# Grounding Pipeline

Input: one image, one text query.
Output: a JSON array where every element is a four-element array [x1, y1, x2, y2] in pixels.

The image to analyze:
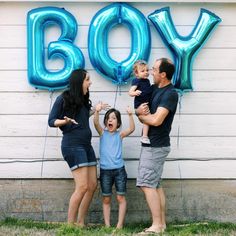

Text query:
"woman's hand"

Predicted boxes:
[[64, 116, 78, 125]]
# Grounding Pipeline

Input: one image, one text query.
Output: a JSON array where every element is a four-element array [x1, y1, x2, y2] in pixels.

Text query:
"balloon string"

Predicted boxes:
[[113, 84, 121, 108], [40, 91, 54, 221], [178, 162, 183, 197], [177, 93, 183, 197], [177, 93, 183, 148]]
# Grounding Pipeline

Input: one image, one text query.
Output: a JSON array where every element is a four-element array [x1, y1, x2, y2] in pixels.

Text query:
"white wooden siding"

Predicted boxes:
[[0, 2, 236, 179]]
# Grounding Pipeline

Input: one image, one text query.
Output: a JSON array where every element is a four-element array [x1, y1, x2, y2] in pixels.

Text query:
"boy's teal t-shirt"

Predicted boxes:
[[99, 130, 124, 170]]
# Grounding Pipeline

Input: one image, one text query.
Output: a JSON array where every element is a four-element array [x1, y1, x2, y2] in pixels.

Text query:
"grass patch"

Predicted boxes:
[[0, 217, 61, 230], [0, 218, 236, 235]]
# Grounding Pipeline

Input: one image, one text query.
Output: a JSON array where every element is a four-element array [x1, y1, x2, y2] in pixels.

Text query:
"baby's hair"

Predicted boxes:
[[103, 108, 122, 129], [133, 60, 148, 75]]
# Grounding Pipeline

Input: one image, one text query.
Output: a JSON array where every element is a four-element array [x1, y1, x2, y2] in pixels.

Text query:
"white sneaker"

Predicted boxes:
[[140, 136, 150, 144]]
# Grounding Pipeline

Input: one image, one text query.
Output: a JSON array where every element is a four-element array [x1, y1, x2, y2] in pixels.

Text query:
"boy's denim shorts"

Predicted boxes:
[[100, 166, 127, 196], [61, 145, 97, 171]]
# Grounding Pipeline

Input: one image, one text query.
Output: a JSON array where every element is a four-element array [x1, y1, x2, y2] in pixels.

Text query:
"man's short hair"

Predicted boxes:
[[158, 58, 175, 80]]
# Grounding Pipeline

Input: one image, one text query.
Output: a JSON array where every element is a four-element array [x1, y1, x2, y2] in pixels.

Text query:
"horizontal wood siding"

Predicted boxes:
[[0, 2, 236, 179]]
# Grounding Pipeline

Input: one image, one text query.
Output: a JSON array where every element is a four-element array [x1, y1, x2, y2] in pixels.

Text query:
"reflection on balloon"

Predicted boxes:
[[27, 7, 85, 91], [88, 3, 151, 85], [148, 7, 221, 92]]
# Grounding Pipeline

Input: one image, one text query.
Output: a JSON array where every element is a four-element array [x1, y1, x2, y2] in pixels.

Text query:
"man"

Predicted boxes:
[[136, 58, 178, 234]]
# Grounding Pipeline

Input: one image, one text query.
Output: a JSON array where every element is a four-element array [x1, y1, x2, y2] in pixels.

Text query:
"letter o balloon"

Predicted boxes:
[[88, 3, 151, 85]]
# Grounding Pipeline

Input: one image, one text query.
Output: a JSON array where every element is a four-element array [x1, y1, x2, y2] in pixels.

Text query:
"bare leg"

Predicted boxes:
[[141, 186, 162, 232], [67, 167, 89, 224], [77, 166, 97, 226], [142, 124, 149, 138], [103, 196, 111, 227], [116, 195, 127, 229], [157, 187, 166, 230]]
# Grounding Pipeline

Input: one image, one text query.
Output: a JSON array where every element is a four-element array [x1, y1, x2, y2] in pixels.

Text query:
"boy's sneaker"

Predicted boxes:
[[140, 136, 150, 144]]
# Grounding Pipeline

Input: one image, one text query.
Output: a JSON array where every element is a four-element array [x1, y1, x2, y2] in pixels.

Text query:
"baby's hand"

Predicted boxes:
[[126, 106, 133, 116], [135, 90, 142, 96]]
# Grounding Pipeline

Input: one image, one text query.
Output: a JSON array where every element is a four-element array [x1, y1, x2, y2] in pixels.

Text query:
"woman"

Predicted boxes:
[[48, 69, 106, 225]]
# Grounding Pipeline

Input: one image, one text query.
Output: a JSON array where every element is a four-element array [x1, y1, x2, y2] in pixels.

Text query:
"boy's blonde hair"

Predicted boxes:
[[133, 60, 148, 75]]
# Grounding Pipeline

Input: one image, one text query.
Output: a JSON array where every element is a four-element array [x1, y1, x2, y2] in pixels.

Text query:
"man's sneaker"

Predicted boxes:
[[140, 136, 150, 144]]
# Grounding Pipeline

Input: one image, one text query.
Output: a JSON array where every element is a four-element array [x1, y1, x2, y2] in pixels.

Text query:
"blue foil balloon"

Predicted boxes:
[[88, 3, 151, 85], [148, 7, 221, 92], [27, 7, 85, 91]]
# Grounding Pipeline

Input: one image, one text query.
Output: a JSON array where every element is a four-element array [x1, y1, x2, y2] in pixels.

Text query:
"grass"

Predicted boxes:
[[0, 218, 236, 235]]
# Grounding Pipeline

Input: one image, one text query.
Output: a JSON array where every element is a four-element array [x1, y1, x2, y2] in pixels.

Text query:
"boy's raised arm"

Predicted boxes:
[[120, 106, 135, 139], [93, 102, 104, 136]]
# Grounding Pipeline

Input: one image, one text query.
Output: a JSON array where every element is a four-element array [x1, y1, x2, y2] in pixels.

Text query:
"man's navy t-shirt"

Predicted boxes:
[[148, 84, 178, 147]]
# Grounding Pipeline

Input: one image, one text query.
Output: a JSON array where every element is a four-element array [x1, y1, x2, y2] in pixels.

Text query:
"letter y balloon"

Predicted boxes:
[[148, 7, 221, 93]]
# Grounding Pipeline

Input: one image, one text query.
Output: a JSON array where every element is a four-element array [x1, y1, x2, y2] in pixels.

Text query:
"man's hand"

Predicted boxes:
[[135, 102, 150, 116]]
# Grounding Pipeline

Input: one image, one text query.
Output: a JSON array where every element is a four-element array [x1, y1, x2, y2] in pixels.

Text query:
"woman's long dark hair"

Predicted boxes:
[[62, 69, 92, 118]]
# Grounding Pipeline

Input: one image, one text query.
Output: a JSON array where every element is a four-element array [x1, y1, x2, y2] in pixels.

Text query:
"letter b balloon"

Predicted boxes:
[[27, 7, 85, 91]]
